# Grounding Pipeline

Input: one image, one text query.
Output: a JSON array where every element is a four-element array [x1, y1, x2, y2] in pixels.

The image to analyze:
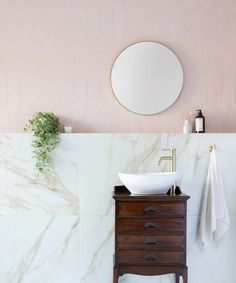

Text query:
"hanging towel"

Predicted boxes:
[[198, 149, 230, 248]]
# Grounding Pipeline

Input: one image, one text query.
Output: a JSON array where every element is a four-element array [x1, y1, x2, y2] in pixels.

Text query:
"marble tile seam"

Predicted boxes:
[[0, 213, 234, 217], [0, 213, 80, 217]]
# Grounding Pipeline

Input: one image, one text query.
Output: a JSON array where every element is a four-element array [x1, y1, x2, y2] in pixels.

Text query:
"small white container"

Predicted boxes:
[[63, 126, 73, 133], [183, 120, 192, 134]]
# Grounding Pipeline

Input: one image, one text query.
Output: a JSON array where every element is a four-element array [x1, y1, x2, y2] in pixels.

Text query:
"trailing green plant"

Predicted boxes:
[[24, 112, 60, 177]]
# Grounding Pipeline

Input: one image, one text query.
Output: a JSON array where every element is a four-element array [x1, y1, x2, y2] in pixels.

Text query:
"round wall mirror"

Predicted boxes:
[[111, 41, 184, 115]]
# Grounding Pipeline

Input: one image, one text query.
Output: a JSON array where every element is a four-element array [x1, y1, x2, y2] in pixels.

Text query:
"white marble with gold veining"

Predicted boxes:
[[0, 134, 79, 215], [0, 133, 236, 283], [0, 216, 79, 283]]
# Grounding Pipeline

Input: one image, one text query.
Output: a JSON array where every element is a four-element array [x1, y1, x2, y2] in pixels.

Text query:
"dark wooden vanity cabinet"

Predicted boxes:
[[113, 186, 190, 283]]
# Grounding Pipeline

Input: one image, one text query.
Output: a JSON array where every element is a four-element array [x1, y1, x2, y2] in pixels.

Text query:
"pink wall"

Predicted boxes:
[[0, 0, 236, 133]]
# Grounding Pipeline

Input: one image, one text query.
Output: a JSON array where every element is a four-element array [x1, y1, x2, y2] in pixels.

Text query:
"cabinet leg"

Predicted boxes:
[[182, 270, 188, 283], [175, 272, 180, 283], [113, 267, 119, 283]]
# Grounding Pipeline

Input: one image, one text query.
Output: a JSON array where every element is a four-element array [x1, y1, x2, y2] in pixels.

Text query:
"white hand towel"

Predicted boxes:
[[198, 150, 230, 248]]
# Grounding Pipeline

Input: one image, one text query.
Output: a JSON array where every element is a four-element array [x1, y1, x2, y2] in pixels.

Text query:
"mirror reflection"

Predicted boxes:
[[111, 41, 184, 115]]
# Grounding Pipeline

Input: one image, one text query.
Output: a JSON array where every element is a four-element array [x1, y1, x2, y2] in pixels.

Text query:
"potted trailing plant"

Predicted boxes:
[[24, 112, 60, 177]]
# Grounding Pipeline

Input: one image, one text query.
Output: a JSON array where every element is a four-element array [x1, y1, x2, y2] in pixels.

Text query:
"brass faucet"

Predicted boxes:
[[158, 148, 176, 172], [158, 148, 176, 195]]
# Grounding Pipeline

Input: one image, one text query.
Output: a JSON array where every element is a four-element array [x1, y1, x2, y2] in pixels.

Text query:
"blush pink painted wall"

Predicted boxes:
[[0, 0, 236, 132]]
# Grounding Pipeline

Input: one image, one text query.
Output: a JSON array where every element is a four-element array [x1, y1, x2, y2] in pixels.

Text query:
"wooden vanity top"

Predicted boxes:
[[113, 185, 190, 202]]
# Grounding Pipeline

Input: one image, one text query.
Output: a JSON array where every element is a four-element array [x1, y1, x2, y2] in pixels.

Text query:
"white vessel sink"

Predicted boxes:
[[118, 172, 178, 195]]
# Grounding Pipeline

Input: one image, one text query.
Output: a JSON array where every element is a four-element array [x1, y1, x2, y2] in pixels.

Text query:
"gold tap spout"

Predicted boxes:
[[158, 148, 177, 195], [158, 148, 176, 172]]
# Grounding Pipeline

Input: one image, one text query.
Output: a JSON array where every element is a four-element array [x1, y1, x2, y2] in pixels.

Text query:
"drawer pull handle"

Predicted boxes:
[[144, 239, 159, 246], [144, 254, 158, 261], [144, 222, 158, 230], [144, 207, 158, 213]]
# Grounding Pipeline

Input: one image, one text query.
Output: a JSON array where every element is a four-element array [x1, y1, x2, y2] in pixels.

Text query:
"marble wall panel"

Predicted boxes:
[[0, 134, 235, 283]]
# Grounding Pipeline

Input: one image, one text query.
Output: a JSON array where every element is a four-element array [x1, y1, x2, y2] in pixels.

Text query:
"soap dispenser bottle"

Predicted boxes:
[[195, 110, 205, 133]]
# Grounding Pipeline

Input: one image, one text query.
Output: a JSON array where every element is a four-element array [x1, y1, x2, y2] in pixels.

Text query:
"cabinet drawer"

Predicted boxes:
[[117, 202, 185, 217], [117, 218, 185, 234], [117, 235, 185, 250], [117, 250, 185, 265]]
